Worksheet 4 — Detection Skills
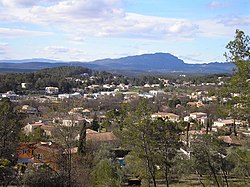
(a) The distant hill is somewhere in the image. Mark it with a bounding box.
[0,58,60,63]
[0,53,235,75]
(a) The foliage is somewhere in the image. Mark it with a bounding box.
[227,147,250,179]
[0,98,22,162]
[89,159,119,187]
[223,29,250,123]
[190,135,233,187]
[22,165,64,187]
[91,114,100,132]
[123,99,182,187]
[153,119,182,187]
[0,158,18,187]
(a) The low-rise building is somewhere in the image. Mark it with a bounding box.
[1,91,19,101]
[23,122,45,134]
[151,112,180,122]
[213,119,244,128]
[45,87,59,94]
[20,105,38,115]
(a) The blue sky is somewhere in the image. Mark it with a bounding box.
[0,0,249,63]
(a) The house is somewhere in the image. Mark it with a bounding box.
[23,122,45,134]
[181,129,207,147]
[213,119,245,128]
[58,94,70,99]
[76,129,118,145]
[189,112,208,125]
[45,87,59,94]
[33,142,62,171]
[58,92,81,100]
[23,121,54,136]
[17,143,36,164]
[117,83,130,90]
[100,91,116,96]
[20,105,38,115]
[87,85,100,89]
[21,83,27,89]
[68,107,85,115]
[41,125,55,136]
[238,128,250,136]
[70,92,81,98]
[202,96,217,102]
[18,142,75,172]
[82,109,91,117]
[218,135,242,146]
[149,90,165,96]
[138,93,154,99]
[151,112,180,122]
[62,117,85,127]
[187,101,204,108]
[1,91,18,101]
[183,116,191,122]
[87,131,118,143]
[190,112,207,119]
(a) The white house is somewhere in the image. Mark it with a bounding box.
[149,90,165,96]
[213,119,245,128]
[45,87,59,94]
[23,122,45,134]
[151,112,180,122]
[21,105,38,115]
[62,117,84,127]
[1,91,18,101]
[190,112,207,119]
[184,112,208,125]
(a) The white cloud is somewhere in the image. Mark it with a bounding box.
[38,46,86,60]
[71,36,86,42]
[0,42,8,47]
[208,1,232,9]
[45,0,124,19]
[0,0,249,43]
[0,27,53,38]
[218,15,250,26]
[1,0,60,7]
[0,0,200,41]
[1,0,35,7]
[197,19,233,37]
[41,46,70,54]
[179,53,204,64]
[0,42,8,54]
[168,21,199,36]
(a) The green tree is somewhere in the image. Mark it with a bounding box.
[28,128,46,142]
[227,147,250,181]
[154,119,181,187]
[123,99,158,187]
[22,164,64,187]
[0,98,23,186]
[78,120,87,156]
[90,159,119,187]
[91,113,100,132]
[0,98,22,162]
[191,135,232,187]
[224,29,250,124]
[0,159,18,187]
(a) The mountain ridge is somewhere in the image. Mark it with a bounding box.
[0,53,234,75]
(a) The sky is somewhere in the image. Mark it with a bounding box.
[0,0,249,63]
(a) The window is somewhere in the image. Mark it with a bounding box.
[22,149,30,154]
[37,153,43,160]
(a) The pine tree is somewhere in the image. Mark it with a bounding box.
[224,29,250,129]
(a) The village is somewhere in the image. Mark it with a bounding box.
[1,69,249,186]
